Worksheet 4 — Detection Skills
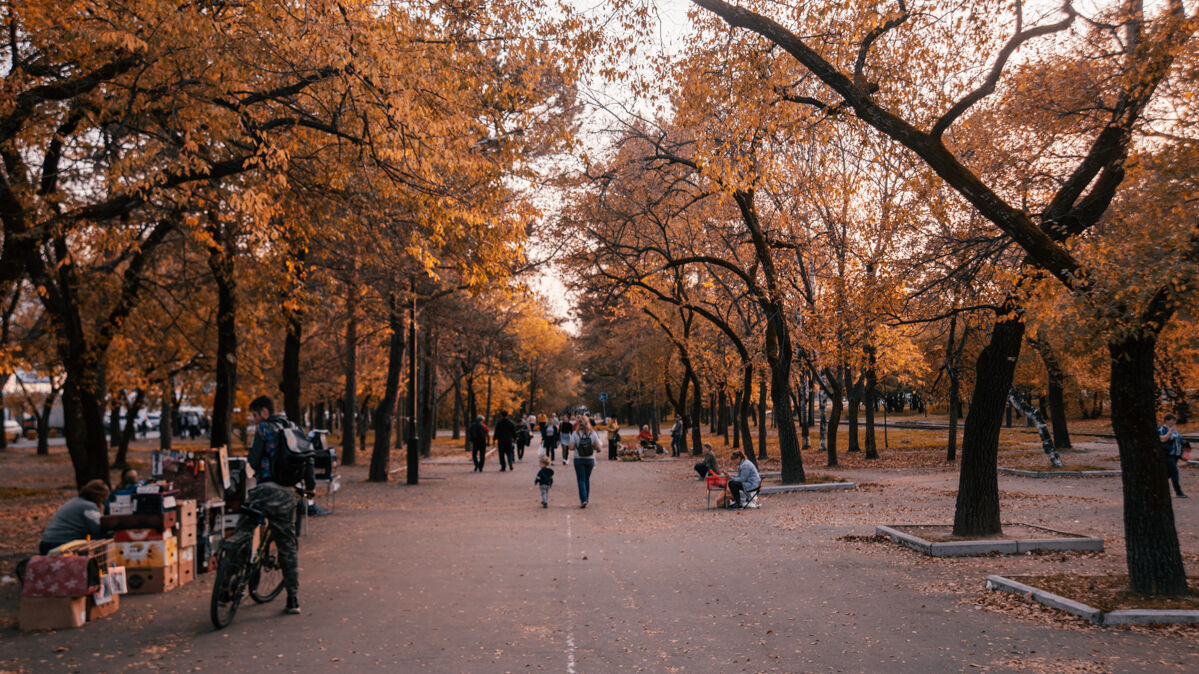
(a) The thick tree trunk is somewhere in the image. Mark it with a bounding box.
[451,378,462,441]
[802,377,813,450]
[61,371,109,487]
[953,317,1024,538]
[690,371,703,456]
[845,368,861,452]
[758,371,767,459]
[114,389,144,469]
[730,389,740,449]
[369,293,404,482]
[419,331,435,457]
[160,376,173,451]
[1109,333,1187,596]
[342,283,358,465]
[35,390,58,456]
[826,393,842,468]
[282,312,302,422]
[947,368,961,462]
[766,315,805,484]
[211,267,237,451]
[738,363,754,460]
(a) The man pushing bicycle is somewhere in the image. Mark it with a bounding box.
[243,395,315,615]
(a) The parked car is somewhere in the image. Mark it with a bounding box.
[4,419,21,443]
[20,416,37,438]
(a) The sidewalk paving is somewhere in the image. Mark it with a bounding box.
[2,447,1196,672]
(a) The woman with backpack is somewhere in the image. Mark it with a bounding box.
[566,417,600,508]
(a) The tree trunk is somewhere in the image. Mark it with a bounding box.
[953,317,1024,538]
[114,389,144,469]
[845,367,861,452]
[369,292,404,482]
[864,351,879,460]
[282,311,302,423]
[1034,339,1073,450]
[826,393,842,468]
[452,377,462,441]
[342,281,358,465]
[730,388,740,449]
[946,312,960,461]
[802,377,813,450]
[1109,333,1187,596]
[738,363,754,460]
[207,221,237,451]
[61,371,109,487]
[36,389,58,456]
[160,376,173,451]
[758,371,767,459]
[689,371,703,456]
[419,330,435,457]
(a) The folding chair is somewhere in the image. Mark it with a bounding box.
[736,484,762,509]
[705,474,728,508]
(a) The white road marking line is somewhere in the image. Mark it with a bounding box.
[566,513,577,674]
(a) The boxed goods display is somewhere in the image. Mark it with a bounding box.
[102,510,177,531]
[20,555,99,598]
[178,499,197,548]
[115,535,178,569]
[86,590,120,621]
[114,528,171,542]
[19,596,87,630]
[125,564,178,594]
[178,546,195,585]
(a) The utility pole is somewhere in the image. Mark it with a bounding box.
[406,274,419,485]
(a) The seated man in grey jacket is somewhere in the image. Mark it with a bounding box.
[725,450,761,509]
[39,480,109,554]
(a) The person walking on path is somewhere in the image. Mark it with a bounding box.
[1158,413,1188,498]
[724,449,761,509]
[669,417,684,457]
[468,415,489,472]
[494,410,517,472]
[534,455,554,508]
[566,417,600,508]
[606,417,620,460]
[516,415,532,462]
[542,415,559,462]
[694,443,719,480]
[558,416,574,465]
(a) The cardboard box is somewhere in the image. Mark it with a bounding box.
[178,524,197,548]
[115,536,178,569]
[102,510,177,531]
[178,546,195,585]
[86,591,119,621]
[19,596,87,631]
[115,528,170,542]
[125,564,177,594]
[178,499,198,528]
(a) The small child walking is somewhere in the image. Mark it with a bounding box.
[534,455,554,508]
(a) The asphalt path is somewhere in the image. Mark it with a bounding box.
[2,449,1196,672]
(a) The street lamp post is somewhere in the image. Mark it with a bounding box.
[407,274,419,485]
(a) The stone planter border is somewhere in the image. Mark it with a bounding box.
[875,523,1104,557]
[998,467,1121,478]
[760,482,856,494]
[985,575,1199,626]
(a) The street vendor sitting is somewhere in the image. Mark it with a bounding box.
[637,425,661,453]
[38,480,109,554]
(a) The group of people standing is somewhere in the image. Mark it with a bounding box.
[467,412,605,508]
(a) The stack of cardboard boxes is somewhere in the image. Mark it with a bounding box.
[19,540,127,631]
[103,490,180,594]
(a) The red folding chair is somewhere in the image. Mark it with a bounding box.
[706,474,728,508]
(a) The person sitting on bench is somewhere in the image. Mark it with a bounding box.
[638,425,661,453]
[725,450,760,509]
[694,443,719,479]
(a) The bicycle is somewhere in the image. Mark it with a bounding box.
[210,503,286,629]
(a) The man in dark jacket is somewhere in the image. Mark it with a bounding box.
[493,410,517,471]
[243,395,314,615]
[468,415,489,472]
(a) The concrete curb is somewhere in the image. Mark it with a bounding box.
[999,467,1121,478]
[985,575,1199,626]
[876,523,1103,557]
[761,482,856,494]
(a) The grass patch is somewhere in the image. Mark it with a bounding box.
[1011,574,1199,612]
[803,474,847,484]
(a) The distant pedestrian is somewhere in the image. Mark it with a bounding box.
[534,455,554,508]
[542,415,559,462]
[494,410,517,471]
[1158,413,1187,498]
[566,417,600,508]
[669,417,684,457]
[468,415,489,472]
[606,417,620,460]
[558,416,574,465]
[516,415,532,461]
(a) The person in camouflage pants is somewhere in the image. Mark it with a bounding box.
[235,481,299,601]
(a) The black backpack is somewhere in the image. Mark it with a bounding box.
[576,433,595,458]
[269,419,316,486]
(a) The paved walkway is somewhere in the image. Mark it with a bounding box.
[2,448,1196,672]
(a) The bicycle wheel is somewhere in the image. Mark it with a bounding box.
[210,544,247,629]
[249,536,285,603]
